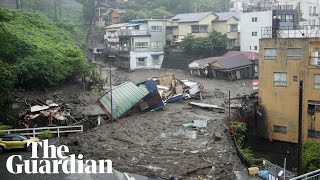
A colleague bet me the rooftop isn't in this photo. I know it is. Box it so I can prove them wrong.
[214,11,241,21]
[171,12,213,22]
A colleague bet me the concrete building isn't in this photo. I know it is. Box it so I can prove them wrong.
[104,23,128,47]
[116,19,166,70]
[259,36,320,143]
[280,0,320,26]
[213,12,241,49]
[167,12,217,44]
[240,11,273,52]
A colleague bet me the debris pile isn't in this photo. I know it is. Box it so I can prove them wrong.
[98,74,205,120]
[19,99,75,128]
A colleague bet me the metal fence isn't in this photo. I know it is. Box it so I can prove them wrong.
[261,25,320,39]
[290,169,320,180]
[0,125,83,137]
[264,160,295,180]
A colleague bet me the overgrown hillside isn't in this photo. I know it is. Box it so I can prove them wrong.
[119,0,229,21]
[0,8,89,114]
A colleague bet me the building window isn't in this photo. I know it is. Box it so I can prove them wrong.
[136,57,147,67]
[230,24,238,32]
[280,15,294,22]
[152,55,161,65]
[254,46,257,50]
[264,48,277,59]
[151,41,163,49]
[307,100,320,115]
[252,32,257,36]
[135,42,148,49]
[249,46,251,50]
[228,39,236,48]
[310,48,320,66]
[308,130,320,139]
[252,17,257,22]
[151,26,162,32]
[166,27,173,34]
[191,25,208,33]
[315,75,320,89]
[293,76,298,83]
[273,125,287,134]
[273,72,287,87]
[287,48,301,60]
[309,6,318,16]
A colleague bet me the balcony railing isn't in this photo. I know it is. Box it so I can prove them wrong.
[261,25,320,38]
[119,29,150,37]
[309,13,319,17]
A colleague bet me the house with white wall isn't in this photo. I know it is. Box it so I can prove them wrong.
[116,19,166,70]
[240,11,273,52]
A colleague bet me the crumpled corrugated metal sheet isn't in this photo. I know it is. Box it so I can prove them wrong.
[98,81,149,120]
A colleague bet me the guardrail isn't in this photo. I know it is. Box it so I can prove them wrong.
[290,169,320,180]
[0,125,83,137]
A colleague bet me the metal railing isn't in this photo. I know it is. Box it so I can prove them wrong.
[290,169,320,180]
[261,25,320,39]
[119,29,150,36]
[0,125,83,138]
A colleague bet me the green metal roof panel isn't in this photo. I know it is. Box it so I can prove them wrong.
[99,81,149,120]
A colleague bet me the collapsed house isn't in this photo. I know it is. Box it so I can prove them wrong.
[189,54,254,80]
[98,74,204,120]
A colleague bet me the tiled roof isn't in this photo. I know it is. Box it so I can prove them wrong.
[224,51,259,61]
[171,12,213,22]
[214,11,241,21]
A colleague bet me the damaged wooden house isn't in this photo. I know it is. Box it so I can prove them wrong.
[188,54,253,80]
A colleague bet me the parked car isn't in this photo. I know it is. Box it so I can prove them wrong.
[0,134,40,154]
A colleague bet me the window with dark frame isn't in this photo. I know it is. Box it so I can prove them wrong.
[307,100,320,115]
[308,130,320,139]
[252,17,257,22]
[254,46,257,50]
[287,48,302,60]
[293,76,298,83]
[136,57,147,67]
[230,24,238,32]
[264,48,277,59]
[273,72,287,87]
[273,125,287,134]
[252,32,257,36]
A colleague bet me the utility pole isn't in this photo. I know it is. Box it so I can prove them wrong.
[16,0,19,9]
[298,80,303,175]
[54,0,57,21]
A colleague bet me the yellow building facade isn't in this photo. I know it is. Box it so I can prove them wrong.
[259,38,320,143]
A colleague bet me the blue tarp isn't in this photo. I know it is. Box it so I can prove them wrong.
[126,23,144,27]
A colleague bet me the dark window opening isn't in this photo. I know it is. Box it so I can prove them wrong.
[273,125,287,134]
[308,130,320,139]
[308,100,320,115]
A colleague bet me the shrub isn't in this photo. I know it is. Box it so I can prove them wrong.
[39,130,54,139]
[302,141,320,173]
[0,124,11,136]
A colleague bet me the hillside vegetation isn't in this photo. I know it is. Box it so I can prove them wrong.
[0,8,89,114]
[119,0,228,22]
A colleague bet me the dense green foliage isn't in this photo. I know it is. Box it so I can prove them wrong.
[180,31,228,57]
[0,9,89,116]
[302,142,320,173]
[0,9,89,88]
[119,0,228,17]
[0,124,12,136]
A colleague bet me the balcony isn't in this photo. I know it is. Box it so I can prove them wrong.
[309,13,319,17]
[119,29,150,37]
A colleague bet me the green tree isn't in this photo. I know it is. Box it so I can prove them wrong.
[180,31,228,57]
[121,10,150,22]
[151,6,173,17]
[302,142,320,173]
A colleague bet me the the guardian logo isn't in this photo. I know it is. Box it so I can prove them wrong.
[6,140,113,174]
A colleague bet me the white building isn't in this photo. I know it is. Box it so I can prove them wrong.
[280,0,320,26]
[240,11,273,52]
[116,19,166,70]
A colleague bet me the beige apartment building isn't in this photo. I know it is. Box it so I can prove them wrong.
[259,37,320,143]
[166,11,240,49]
